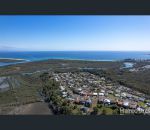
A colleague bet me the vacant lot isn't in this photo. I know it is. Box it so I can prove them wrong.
[8,102,53,115]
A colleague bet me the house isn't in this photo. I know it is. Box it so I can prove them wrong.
[79,100,86,105]
[105,92,109,96]
[74,97,80,104]
[129,102,137,109]
[99,93,104,96]
[123,100,129,108]
[126,93,132,99]
[110,99,116,105]
[116,100,123,106]
[66,97,75,102]
[87,92,93,96]
[77,88,82,92]
[137,107,145,113]
[62,91,67,98]
[82,85,88,88]
[107,90,114,94]
[62,94,67,98]
[115,89,121,93]
[62,91,67,95]
[132,95,139,101]
[98,96,105,104]
[79,91,84,95]
[104,98,111,105]
[92,92,98,96]
[146,102,150,107]
[73,89,80,94]
[115,94,120,97]
[101,77,105,80]
[138,97,145,102]
[101,90,105,93]
[59,86,65,91]
[106,85,112,89]
[121,92,127,98]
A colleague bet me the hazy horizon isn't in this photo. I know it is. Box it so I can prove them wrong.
[0,16,150,51]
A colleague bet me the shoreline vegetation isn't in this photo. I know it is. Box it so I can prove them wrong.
[0,58,150,115]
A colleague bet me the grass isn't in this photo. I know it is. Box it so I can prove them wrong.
[107,94,117,100]
[138,101,146,108]
[0,74,42,107]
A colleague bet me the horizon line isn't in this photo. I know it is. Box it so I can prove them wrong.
[0,50,150,52]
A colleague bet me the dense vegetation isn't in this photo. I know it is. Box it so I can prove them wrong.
[0,59,122,76]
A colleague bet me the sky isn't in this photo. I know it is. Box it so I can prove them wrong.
[0,16,150,51]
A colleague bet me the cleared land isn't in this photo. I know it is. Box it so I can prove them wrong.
[8,102,53,115]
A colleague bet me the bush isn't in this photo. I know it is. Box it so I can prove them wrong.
[62,105,73,115]
[102,108,113,115]
[97,104,103,108]
[92,106,99,115]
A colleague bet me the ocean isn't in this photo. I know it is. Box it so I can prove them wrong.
[0,51,150,66]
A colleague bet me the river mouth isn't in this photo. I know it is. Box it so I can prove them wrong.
[0,58,28,67]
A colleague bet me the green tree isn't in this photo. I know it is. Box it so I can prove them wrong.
[93,106,99,115]
[102,108,113,115]
[62,105,73,115]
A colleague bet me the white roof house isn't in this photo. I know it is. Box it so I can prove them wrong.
[77,88,82,92]
[121,92,127,97]
[107,90,114,94]
[123,101,129,107]
[62,91,67,95]
[101,90,105,93]
[104,99,111,104]
[137,107,145,112]
[62,94,67,98]
[115,94,120,97]
[93,92,98,96]
[146,102,150,107]
[99,93,104,96]
[101,77,105,80]
[115,89,121,93]
[126,93,132,98]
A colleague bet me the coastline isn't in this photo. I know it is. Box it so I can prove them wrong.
[0,58,117,67]
[0,56,149,68]
[0,51,149,67]
[0,58,26,61]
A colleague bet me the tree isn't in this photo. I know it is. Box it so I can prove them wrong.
[97,104,103,109]
[112,108,119,115]
[93,106,99,115]
[102,108,113,115]
[62,105,73,115]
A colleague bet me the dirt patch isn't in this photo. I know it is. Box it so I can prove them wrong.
[7,102,53,115]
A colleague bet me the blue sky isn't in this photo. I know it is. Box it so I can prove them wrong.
[0,16,150,51]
